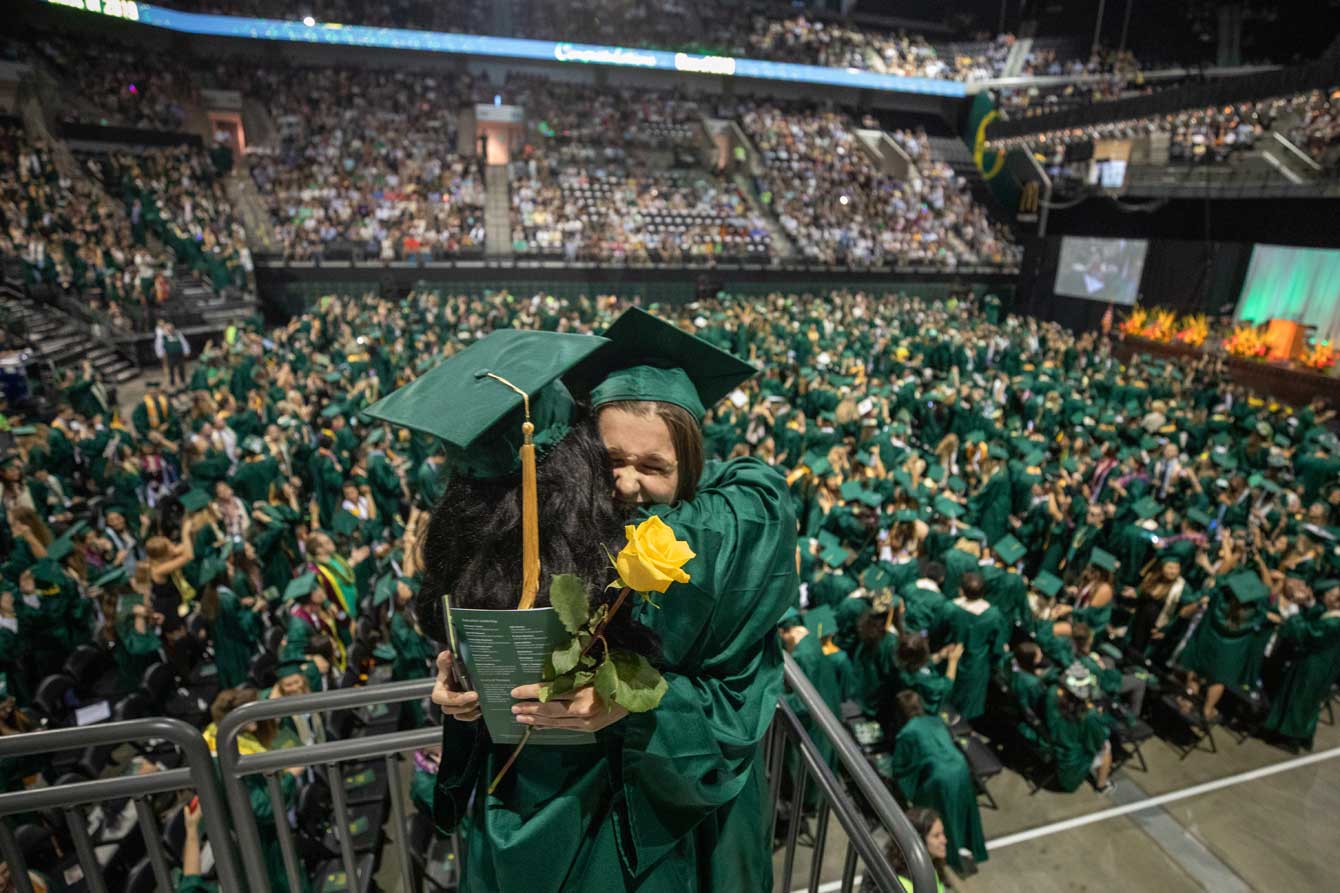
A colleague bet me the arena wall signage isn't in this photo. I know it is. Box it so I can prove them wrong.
[46,0,966,98]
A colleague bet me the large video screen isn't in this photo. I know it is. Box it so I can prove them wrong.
[1054,237,1148,305]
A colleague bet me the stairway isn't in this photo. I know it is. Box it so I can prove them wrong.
[227,163,279,254]
[0,287,139,384]
[484,163,513,258]
[733,173,795,260]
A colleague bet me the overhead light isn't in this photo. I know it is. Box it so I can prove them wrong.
[303,16,316,27]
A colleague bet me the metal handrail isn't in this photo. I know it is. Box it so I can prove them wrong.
[0,717,244,893]
[782,651,938,893]
[215,677,436,893]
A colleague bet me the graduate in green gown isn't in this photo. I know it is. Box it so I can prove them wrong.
[1263,580,1340,748]
[1178,571,1274,721]
[372,316,797,892]
[944,572,1009,721]
[1041,665,1113,793]
[889,691,988,872]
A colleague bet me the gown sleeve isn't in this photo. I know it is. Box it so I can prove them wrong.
[609,458,799,874]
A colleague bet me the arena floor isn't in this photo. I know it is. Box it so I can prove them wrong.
[775,707,1340,892]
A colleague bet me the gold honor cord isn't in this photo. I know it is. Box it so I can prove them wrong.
[483,373,541,610]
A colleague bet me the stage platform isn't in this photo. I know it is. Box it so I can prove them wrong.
[1117,336,1340,407]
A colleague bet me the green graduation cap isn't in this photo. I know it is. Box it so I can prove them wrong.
[320,402,346,420]
[576,308,757,423]
[197,556,228,588]
[993,534,1026,566]
[181,489,212,513]
[987,443,1009,460]
[1032,570,1064,598]
[1225,570,1268,603]
[861,564,895,591]
[373,575,396,606]
[283,572,319,602]
[373,643,397,662]
[816,530,841,551]
[363,330,608,481]
[777,607,803,629]
[839,481,865,502]
[820,544,849,569]
[1313,579,1340,595]
[892,508,918,524]
[1186,507,1213,529]
[1089,548,1118,573]
[242,436,266,455]
[803,605,837,640]
[29,558,68,587]
[800,449,832,477]
[90,565,129,591]
[1132,496,1162,520]
[275,658,307,679]
[856,489,882,509]
[331,510,361,537]
[933,495,964,519]
[946,476,966,494]
[46,520,89,561]
[1211,451,1237,471]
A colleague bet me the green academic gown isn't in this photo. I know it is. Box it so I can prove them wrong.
[1041,687,1108,792]
[434,457,798,893]
[114,617,163,692]
[945,602,1009,721]
[890,715,988,871]
[1263,606,1340,745]
[212,587,261,689]
[1177,591,1269,689]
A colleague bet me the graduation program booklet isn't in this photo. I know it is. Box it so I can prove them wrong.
[445,602,595,746]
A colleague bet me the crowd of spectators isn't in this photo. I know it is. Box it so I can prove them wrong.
[741,103,1018,268]
[991,87,1340,172]
[28,33,196,132]
[0,124,176,332]
[245,65,486,261]
[505,81,772,263]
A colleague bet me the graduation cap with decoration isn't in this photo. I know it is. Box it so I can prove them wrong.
[364,330,609,611]
[572,307,757,424]
[993,534,1026,566]
[804,605,837,640]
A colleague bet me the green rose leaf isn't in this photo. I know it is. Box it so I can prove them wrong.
[551,635,583,675]
[608,651,668,713]
[593,657,618,702]
[550,573,590,634]
[538,672,575,703]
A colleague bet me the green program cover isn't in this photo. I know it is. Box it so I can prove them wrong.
[446,601,595,746]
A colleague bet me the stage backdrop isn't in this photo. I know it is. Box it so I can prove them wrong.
[1236,244,1340,345]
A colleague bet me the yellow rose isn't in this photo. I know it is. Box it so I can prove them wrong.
[615,516,695,594]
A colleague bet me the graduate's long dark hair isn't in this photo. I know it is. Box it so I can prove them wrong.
[417,413,657,657]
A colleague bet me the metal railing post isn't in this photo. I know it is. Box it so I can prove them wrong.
[782,652,937,893]
[130,797,177,893]
[0,717,243,893]
[325,762,361,885]
[385,753,417,893]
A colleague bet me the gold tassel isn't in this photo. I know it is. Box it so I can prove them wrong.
[485,374,542,610]
[517,419,540,609]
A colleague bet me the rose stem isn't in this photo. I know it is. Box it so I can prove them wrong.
[579,587,632,660]
[491,586,633,793]
[488,726,532,795]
